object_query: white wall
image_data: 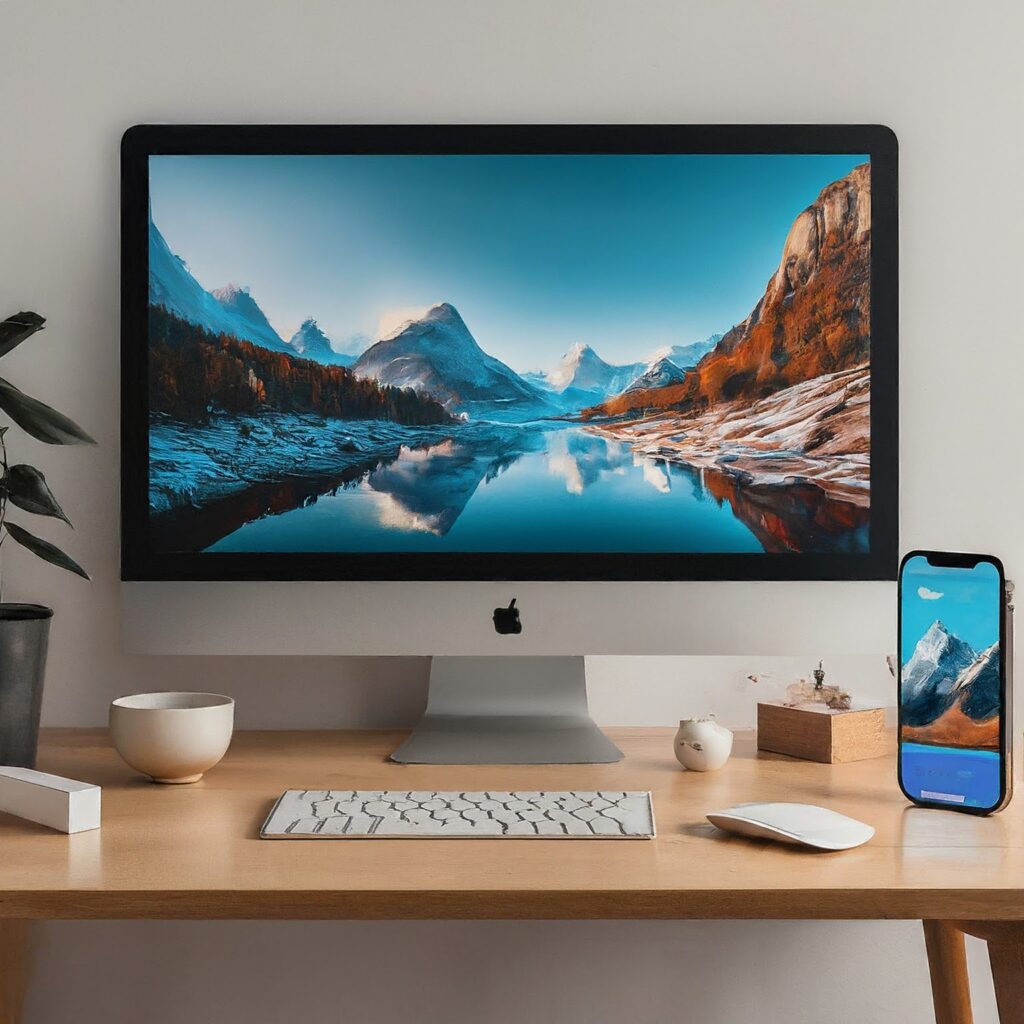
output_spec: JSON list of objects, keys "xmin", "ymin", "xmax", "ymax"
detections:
[{"xmin": 2, "ymin": 0, "xmax": 1022, "ymax": 1020}]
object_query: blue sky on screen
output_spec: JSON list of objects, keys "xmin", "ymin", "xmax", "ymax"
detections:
[
  {"xmin": 150, "ymin": 152, "xmax": 865, "ymax": 369},
  {"xmin": 901, "ymin": 556, "xmax": 1001, "ymax": 663}
]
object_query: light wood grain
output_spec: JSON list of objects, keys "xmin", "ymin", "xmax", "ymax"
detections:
[
  {"xmin": 923, "ymin": 921, "xmax": 974, "ymax": 1024},
  {"xmin": 757, "ymin": 701, "xmax": 890, "ymax": 763},
  {"xmin": 0, "ymin": 728, "xmax": 1020, "ymax": 921}
]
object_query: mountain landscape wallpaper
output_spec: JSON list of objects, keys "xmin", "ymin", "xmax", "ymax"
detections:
[
  {"xmin": 146, "ymin": 153, "xmax": 873, "ymax": 554},
  {"xmin": 901, "ymin": 558, "xmax": 1002, "ymax": 751}
]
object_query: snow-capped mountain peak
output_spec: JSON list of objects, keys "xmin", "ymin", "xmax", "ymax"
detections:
[
  {"xmin": 285, "ymin": 318, "xmax": 362, "ymax": 366},
  {"xmin": 901, "ymin": 619, "xmax": 979, "ymax": 726},
  {"xmin": 426, "ymin": 301, "xmax": 459, "ymax": 321},
  {"xmin": 913, "ymin": 620, "xmax": 947, "ymax": 662},
  {"xmin": 905, "ymin": 620, "xmax": 975, "ymax": 683},
  {"xmin": 210, "ymin": 283, "xmax": 289, "ymax": 354},
  {"xmin": 211, "ymin": 282, "xmax": 249, "ymax": 302},
  {"xmin": 379, "ymin": 302, "xmax": 454, "ymax": 342},
  {"xmin": 353, "ymin": 302, "xmax": 552, "ymax": 420},
  {"xmin": 646, "ymin": 333, "xmax": 723, "ymax": 370},
  {"xmin": 147, "ymin": 216, "xmax": 290, "ymax": 354},
  {"xmin": 622, "ymin": 357, "xmax": 688, "ymax": 395},
  {"xmin": 549, "ymin": 343, "xmax": 606, "ymax": 387},
  {"xmin": 548, "ymin": 343, "xmax": 643, "ymax": 395},
  {"xmin": 288, "ymin": 317, "xmax": 332, "ymax": 356},
  {"xmin": 903, "ymin": 638, "xmax": 1002, "ymax": 744}
]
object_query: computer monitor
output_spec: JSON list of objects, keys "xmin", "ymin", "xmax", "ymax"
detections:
[{"xmin": 120, "ymin": 124, "xmax": 898, "ymax": 762}]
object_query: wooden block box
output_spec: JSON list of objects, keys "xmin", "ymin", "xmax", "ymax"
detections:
[{"xmin": 756, "ymin": 701, "xmax": 890, "ymax": 764}]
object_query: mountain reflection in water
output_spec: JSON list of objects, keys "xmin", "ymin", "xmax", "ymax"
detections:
[
  {"xmin": 143, "ymin": 422, "xmax": 867, "ymax": 555},
  {"xmin": 200, "ymin": 423, "xmax": 769, "ymax": 554}
]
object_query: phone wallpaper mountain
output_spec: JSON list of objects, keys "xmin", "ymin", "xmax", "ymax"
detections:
[
  {"xmin": 145, "ymin": 153, "xmax": 873, "ymax": 556},
  {"xmin": 900, "ymin": 561, "xmax": 1001, "ymax": 752}
]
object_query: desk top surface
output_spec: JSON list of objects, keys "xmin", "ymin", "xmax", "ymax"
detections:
[{"xmin": 3, "ymin": 728, "xmax": 1022, "ymax": 921}]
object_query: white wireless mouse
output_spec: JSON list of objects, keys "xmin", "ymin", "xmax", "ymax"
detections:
[{"xmin": 706, "ymin": 802, "xmax": 874, "ymax": 851}]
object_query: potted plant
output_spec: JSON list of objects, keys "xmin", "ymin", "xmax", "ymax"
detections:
[{"xmin": 0, "ymin": 312, "xmax": 93, "ymax": 768}]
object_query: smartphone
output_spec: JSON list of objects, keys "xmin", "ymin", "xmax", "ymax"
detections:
[{"xmin": 898, "ymin": 550, "xmax": 1012, "ymax": 814}]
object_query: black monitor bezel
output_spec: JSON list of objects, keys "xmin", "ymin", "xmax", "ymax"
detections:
[{"xmin": 121, "ymin": 123, "xmax": 898, "ymax": 582}]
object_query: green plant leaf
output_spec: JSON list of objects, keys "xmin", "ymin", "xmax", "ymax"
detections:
[
  {"xmin": 2, "ymin": 465, "xmax": 72, "ymax": 525},
  {"xmin": 0, "ymin": 312, "xmax": 45, "ymax": 358},
  {"xmin": 2, "ymin": 521, "xmax": 89, "ymax": 579},
  {"xmin": 0, "ymin": 377, "xmax": 96, "ymax": 445}
]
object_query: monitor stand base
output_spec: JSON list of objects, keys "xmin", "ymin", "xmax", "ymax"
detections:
[{"xmin": 389, "ymin": 656, "xmax": 623, "ymax": 765}]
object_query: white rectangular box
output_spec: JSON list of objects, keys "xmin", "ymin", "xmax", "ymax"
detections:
[{"xmin": 0, "ymin": 767, "xmax": 101, "ymax": 834}]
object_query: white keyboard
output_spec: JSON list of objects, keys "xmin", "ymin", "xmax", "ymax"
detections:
[{"xmin": 261, "ymin": 790, "xmax": 655, "ymax": 839}]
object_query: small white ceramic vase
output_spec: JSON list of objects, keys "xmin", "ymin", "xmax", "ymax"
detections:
[{"xmin": 674, "ymin": 716, "xmax": 733, "ymax": 772}]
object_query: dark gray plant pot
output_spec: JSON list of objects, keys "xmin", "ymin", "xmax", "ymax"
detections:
[{"xmin": 0, "ymin": 604, "xmax": 52, "ymax": 768}]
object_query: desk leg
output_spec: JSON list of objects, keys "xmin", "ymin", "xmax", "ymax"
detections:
[
  {"xmin": 924, "ymin": 920, "xmax": 974, "ymax": 1024},
  {"xmin": 960, "ymin": 922, "xmax": 1024, "ymax": 1024},
  {"xmin": 0, "ymin": 921, "xmax": 30, "ymax": 1024}
]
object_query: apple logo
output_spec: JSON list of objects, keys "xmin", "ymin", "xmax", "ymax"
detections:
[{"xmin": 493, "ymin": 598, "xmax": 522, "ymax": 635}]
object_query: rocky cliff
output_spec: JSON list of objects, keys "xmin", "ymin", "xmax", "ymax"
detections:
[{"xmin": 590, "ymin": 162, "xmax": 871, "ymax": 417}]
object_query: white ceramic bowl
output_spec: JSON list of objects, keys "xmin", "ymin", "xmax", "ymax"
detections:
[{"xmin": 109, "ymin": 692, "xmax": 235, "ymax": 784}]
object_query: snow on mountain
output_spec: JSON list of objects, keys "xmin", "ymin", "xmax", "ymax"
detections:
[
  {"xmin": 520, "ymin": 338, "xmax": 716, "ymax": 404},
  {"xmin": 950, "ymin": 642, "xmax": 1001, "ymax": 721},
  {"xmin": 901, "ymin": 640, "xmax": 1002, "ymax": 749},
  {"xmin": 148, "ymin": 217, "xmax": 290, "ymax": 354},
  {"xmin": 286, "ymin": 318, "xmax": 358, "ymax": 366},
  {"xmin": 210, "ymin": 284, "xmax": 289, "ymax": 353},
  {"xmin": 901, "ymin": 620, "xmax": 979, "ymax": 727},
  {"xmin": 622, "ymin": 357, "xmax": 688, "ymax": 395},
  {"xmin": 586, "ymin": 363, "xmax": 871, "ymax": 552},
  {"xmin": 646, "ymin": 333, "xmax": 723, "ymax": 370},
  {"xmin": 547, "ymin": 343, "xmax": 644, "ymax": 396},
  {"xmin": 353, "ymin": 302, "xmax": 554, "ymax": 420}
]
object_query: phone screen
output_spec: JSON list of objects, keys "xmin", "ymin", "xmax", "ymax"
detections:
[{"xmin": 899, "ymin": 554, "xmax": 1004, "ymax": 810}]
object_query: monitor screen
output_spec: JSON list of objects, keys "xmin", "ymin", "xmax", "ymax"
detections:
[{"xmin": 122, "ymin": 125, "xmax": 897, "ymax": 581}]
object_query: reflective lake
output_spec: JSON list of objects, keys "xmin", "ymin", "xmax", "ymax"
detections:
[{"xmin": 206, "ymin": 423, "xmax": 765, "ymax": 553}]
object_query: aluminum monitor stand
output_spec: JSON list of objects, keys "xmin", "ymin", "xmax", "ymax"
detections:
[{"xmin": 389, "ymin": 656, "xmax": 623, "ymax": 765}]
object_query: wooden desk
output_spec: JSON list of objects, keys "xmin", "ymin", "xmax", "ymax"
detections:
[{"xmin": 0, "ymin": 728, "xmax": 1021, "ymax": 1023}]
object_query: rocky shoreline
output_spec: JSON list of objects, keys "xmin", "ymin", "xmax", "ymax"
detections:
[
  {"xmin": 149, "ymin": 412, "xmax": 460, "ymax": 516},
  {"xmin": 584, "ymin": 364, "xmax": 871, "ymax": 552},
  {"xmin": 148, "ymin": 412, "xmax": 550, "ymax": 551}
]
